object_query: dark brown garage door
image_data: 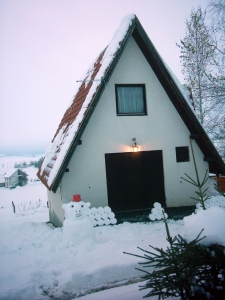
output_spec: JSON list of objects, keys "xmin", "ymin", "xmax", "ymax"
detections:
[{"xmin": 105, "ymin": 151, "xmax": 165, "ymax": 212}]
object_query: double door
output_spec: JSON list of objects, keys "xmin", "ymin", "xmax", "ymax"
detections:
[{"xmin": 105, "ymin": 150, "xmax": 165, "ymax": 212}]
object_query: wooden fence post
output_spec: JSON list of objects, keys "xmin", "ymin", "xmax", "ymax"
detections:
[{"xmin": 12, "ymin": 201, "xmax": 16, "ymax": 213}]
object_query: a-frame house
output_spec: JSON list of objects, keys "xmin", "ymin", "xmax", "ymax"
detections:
[{"xmin": 37, "ymin": 15, "xmax": 225, "ymax": 227}]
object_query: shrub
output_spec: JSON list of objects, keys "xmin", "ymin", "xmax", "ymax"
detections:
[{"xmin": 124, "ymin": 213, "xmax": 225, "ymax": 299}]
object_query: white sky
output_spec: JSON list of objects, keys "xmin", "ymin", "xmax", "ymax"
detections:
[{"xmin": 0, "ymin": 0, "xmax": 208, "ymax": 154}]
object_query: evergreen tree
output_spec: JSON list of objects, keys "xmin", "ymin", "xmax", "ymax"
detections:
[
  {"xmin": 124, "ymin": 213, "xmax": 225, "ymax": 299},
  {"xmin": 181, "ymin": 138, "xmax": 209, "ymax": 210}
]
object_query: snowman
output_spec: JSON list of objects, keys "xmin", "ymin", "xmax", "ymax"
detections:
[{"xmin": 62, "ymin": 195, "xmax": 95, "ymax": 246}]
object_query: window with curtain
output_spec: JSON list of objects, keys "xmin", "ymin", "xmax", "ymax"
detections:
[{"xmin": 115, "ymin": 84, "xmax": 147, "ymax": 115}]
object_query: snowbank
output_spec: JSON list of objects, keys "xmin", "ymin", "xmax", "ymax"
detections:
[
  {"xmin": 184, "ymin": 206, "xmax": 225, "ymax": 246},
  {"xmin": 0, "ymin": 203, "xmax": 185, "ymax": 299}
]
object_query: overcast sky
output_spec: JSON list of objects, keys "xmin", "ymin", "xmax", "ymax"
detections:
[{"xmin": 0, "ymin": 0, "xmax": 208, "ymax": 155}]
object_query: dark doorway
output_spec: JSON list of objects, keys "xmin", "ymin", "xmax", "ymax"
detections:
[{"xmin": 105, "ymin": 150, "xmax": 165, "ymax": 212}]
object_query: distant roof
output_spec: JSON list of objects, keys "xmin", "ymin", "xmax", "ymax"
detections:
[
  {"xmin": 2, "ymin": 168, "xmax": 27, "ymax": 178},
  {"xmin": 3, "ymin": 168, "xmax": 18, "ymax": 178},
  {"xmin": 37, "ymin": 14, "xmax": 225, "ymax": 192}
]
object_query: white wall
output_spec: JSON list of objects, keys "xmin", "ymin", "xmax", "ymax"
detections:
[
  {"xmin": 47, "ymin": 188, "xmax": 64, "ymax": 227},
  {"xmin": 4, "ymin": 171, "xmax": 19, "ymax": 188},
  {"xmin": 49, "ymin": 36, "xmax": 209, "ymax": 225}
]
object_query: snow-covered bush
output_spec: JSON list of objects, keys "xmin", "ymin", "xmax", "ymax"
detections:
[
  {"xmin": 195, "ymin": 195, "xmax": 225, "ymax": 213},
  {"xmin": 17, "ymin": 199, "xmax": 44, "ymax": 215},
  {"xmin": 184, "ymin": 206, "xmax": 225, "ymax": 246}
]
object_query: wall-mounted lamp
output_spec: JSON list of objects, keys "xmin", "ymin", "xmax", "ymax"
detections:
[{"xmin": 132, "ymin": 138, "xmax": 139, "ymax": 152}]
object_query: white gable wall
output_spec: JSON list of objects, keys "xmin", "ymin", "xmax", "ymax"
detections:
[
  {"xmin": 49, "ymin": 37, "xmax": 208, "ymax": 226},
  {"xmin": 47, "ymin": 188, "xmax": 65, "ymax": 227},
  {"xmin": 4, "ymin": 170, "xmax": 19, "ymax": 188}
]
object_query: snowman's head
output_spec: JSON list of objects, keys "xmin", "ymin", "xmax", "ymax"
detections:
[
  {"xmin": 62, "ymin": 202, "xmax": 84, "ymax": 220},
  {"xmin": 79, "ymin": 201, "xmax": 90, "ymax": 209}
]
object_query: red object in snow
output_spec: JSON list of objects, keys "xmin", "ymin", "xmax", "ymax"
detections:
[{"xmin": 73, "ymin": 194, "xmax": 81, "ymax": 202}]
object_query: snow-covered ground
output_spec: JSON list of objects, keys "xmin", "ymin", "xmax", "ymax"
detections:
[
  {"xmin": 0, "ymin": 156, "xmax": 224, "ymax": 300},
  {"xmin": 0, "ymin": 191, "xmax": 178, "ymax": 300}
]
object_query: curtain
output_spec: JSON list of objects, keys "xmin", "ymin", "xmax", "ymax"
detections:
[{"xmin": 117, "ymin": 86, "xmax": 144, "ymax": 114}]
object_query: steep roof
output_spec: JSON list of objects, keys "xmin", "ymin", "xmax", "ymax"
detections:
[
  {"xmin": 37, "ymin": 14, "xmax": 225, "ymax": 192},
  {"xmin": 3, "ymin": 168, "xmax": 18, "ymax": 178}
]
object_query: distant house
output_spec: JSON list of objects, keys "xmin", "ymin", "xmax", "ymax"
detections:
[
  {"xmin": 37, "ymin": 14, "xmax": 225, "ymax": 227},
  {"xmin": 0, "ymin": 170, "xmax": 5, "ymax": 187},
  {"xmin": 3, "ymin": 168, "xmax": 28, "ymax": 189}
]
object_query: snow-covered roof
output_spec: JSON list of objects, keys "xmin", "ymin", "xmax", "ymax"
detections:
[
  {"xmin": 37, "ymin": 14, "xmax": 225, "ymax": 191},
  {"xmin": 3, "ymin": 168, "xmax": 18, "ymax": 178},
  {"xmin": 37, "ymin": 14, "xmax": 136, "ymax": 189}
]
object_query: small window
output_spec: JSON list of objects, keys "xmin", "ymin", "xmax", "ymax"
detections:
[
  {"xmin": 115, "ymin": 84, "xmax": 147, "ymax": 115},
  {"xmin": 176, "ymin": 147, "xmax": 189, "ymax": 162}
]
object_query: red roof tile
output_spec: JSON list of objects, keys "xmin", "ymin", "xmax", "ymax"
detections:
[{"xmin": 36, "ymin": 46, "xmax": 111, "ymax": 189}]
